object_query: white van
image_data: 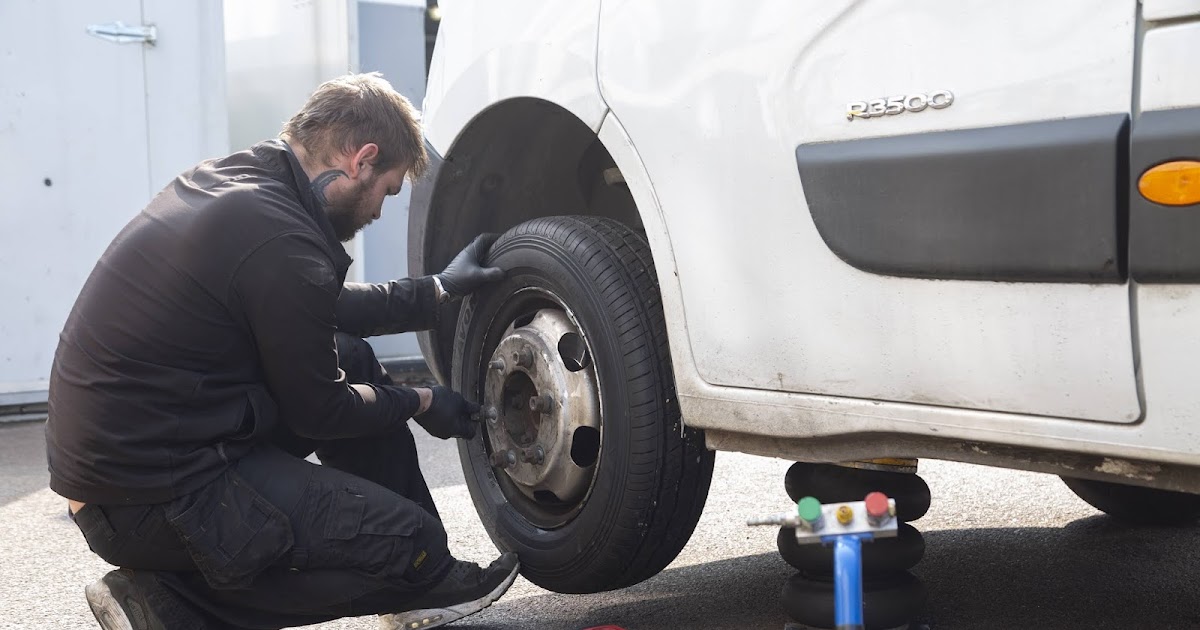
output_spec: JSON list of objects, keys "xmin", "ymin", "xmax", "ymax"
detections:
[{"xmin": 408, "ymin": 0, "xmax": 1200, "ymax": 596}]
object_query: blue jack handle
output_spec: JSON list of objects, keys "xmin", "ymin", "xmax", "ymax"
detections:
[{"xmin": 831, "ymin": 533, "xmax": 871, "ymax": 630}]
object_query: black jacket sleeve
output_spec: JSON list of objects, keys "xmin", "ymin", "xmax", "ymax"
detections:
[
  {"xmin": 231, "ymin": 233, "xmax": 422, "ymax": 439},
  {"xmin": 335, "ymin": 276, "xmax": 440, "ymax": 337}
]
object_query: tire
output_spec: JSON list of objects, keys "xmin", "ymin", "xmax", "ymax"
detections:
[
  {"xmin": 452, "ymin": 215, "xmax": 715, "ymax": 593},
  {"xmin": 1061, "ymin": 477, "xmax": 1200, "ymax": 526}
]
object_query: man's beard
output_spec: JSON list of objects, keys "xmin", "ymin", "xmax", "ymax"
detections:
[{"xmin": 325, "ymin": 178, "xmax": 374, "ymax": 242}]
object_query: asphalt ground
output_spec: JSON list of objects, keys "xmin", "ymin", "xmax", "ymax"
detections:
[{"xmin": 2, "ymin": 419, "xmax": 1198, "ymax": 630}]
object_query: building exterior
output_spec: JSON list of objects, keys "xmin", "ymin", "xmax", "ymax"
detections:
[{"xmin": 0, "ymin": 0, "xmax": 435, "ymax": 418}]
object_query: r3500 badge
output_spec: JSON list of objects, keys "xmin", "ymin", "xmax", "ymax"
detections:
[{"xmin": 847, "ymin": 90, "xmax": 954, "ymax": 121}]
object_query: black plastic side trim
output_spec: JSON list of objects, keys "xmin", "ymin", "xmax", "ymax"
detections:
[
  {"xmin": 797, "ymin": 114, "xmax": 1129, "ymax": 282},
  {"xmin": 1128, "ymin": 107, "xmax": 1200, "ymax": 283}
]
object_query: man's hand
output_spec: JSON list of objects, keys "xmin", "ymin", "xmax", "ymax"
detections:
[
  {"xmin": 413, "ymin": 386, "xmax": 481, "ymax": 439},
  {"xmin": 435, "ymin": 234, "xmax": 505, "ymax": 300}
]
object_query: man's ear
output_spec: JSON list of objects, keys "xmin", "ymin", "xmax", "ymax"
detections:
[{"xmin": 347, "ymin": 143, "xmax": 380, "ymax": 180}]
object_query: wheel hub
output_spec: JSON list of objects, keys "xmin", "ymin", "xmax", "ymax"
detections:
[{"xmin": 482, "ymin": 309, "xmax": 601, "ymax": 507}]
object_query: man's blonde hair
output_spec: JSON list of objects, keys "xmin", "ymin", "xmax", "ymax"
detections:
[{"xmin": 282, "ymin": 72, "xmax": 427, "ymax": 179}]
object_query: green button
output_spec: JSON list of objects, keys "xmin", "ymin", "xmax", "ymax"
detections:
[{"xmin": 797, "ymin": 496, "xmax": 823, "ymax": 523}]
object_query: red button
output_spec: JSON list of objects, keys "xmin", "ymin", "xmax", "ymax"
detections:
[{"xmin": 865, "ymin": 491, "xmax": 889, "ymax": 519}]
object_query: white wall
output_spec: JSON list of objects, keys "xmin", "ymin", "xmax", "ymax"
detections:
[
  {"xmin": 1, "ymin": 0, "xmax": 432, "ymax": 409},
  {"xmin": 0, "ymin": 0, "xmax": 227, "ymax": 406},
  {"xmin": 0, "ymin": 0, "xmax": 432, "ymax": 408}
]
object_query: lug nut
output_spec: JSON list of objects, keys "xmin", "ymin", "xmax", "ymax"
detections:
[
  {"xmin": 519, "ymin": 445, "xmax": 545, "ymax": 465},
  {"xmin": 489, "ymin": 358, "xmax": 506, "ymax": 372},
  {"xmin": 529, "ymin": 395, "xmax": 555, "ymax": 413},
  {"xmin": 512, "ymin": 348, "xmax": 534, "ymax": 369},
  {"xmin": 490, "ymin": 450, "xmax": 517, "ymax": 469},
  {"xmin": 484, "ymin": 406, "xmax": 499, "ymax": 425}
]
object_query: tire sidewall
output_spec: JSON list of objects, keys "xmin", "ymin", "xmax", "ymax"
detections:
[{"xmin": 452, "ymin": 230, "xmax": 660, "ymax": 590}]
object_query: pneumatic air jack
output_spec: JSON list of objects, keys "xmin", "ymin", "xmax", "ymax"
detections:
[
  {"xmin": 751, "ymin": 492, "xmax": 901, "ymax": 630},
  {"xmin": 763, "ymin": 460, "xmax": 931, "ymax": 629}
]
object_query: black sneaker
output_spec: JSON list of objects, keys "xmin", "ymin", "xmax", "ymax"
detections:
[
  {"xmin": 380, "ymin": 552, "xmax": 521, "ymax": 630},
  {"xmin": 84, "ymin": 570, "xmax": 165, "ymax": 630}
]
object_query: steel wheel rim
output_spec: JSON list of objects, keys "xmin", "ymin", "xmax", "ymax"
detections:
[{"xmin": 477, "ymin": 287, "xmax": 604, "ymax": 529}]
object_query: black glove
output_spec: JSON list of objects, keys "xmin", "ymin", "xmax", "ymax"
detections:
[
  {"xmin": 435, "ymin": 234, "xmax": 505, "ymax": 299},
  {"xmin": 414, "ymin": 386, "xmax": 481, "ymax": 440}
]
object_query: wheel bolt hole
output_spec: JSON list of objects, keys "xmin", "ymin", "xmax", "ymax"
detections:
[
  {"xmin": 557, "ymin": 332, "xmax": 590, "ymax": 372},
  {"xmin": 513, "ymin": 312, "xmax": 536, "ymax": 329},
  {"xmin": 571, "ymin": 426, "xmax": 600, "ymax": 467},
  {"xmin": 533, "ymin": 490, "xmax": 566, "ymax": 505}
]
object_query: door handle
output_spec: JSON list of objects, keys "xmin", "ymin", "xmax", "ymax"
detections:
[{"xmin": 86, "ymin": 21, "xmax": 156, "ymax": 45}]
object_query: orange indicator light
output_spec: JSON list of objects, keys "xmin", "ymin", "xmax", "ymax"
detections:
[{"xmin": 1139, "ymin": 161, "xmax": 1200, "ymax": 207}]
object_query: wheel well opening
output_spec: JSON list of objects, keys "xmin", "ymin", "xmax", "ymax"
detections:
[{"xmin": 419, "ymin": 97, "xmax": 643, "ymax": 274}]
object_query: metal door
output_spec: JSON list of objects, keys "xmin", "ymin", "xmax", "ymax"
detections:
[{"xmin": 0, "ymin": 0, "xmax": 226, "ymax": 406}]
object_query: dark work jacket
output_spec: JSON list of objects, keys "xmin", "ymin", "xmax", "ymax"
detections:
[{"xmin": 46, "ymin": 140, "xmax": 437, "ymax": 505}]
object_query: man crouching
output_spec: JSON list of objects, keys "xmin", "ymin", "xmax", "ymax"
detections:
[{"xmin": 46, "ymin": 73, "xmax": 518, "ymax": 630}]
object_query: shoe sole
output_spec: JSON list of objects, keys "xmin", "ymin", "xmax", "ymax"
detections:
[
  {"xmin": 85, "ymin": 580, "xmax": 134, "ymax": 630},
  {"xmin": 386, "ymin": 560, "xmax": 521, "ymax": 630}
]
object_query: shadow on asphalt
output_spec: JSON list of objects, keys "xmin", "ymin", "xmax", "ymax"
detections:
[
  {"xmin": 460, "ymin": 552, "xmax": 795, "ymax": 630},
  {"xmin": 454, "ymin": 518, "xmax": 1199, "ymax": 630},
  {"xmin": 918, "ymin": 518, "xmax": 1200, "ymax": 629}
]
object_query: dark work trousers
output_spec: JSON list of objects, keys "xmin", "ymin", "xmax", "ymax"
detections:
[{"xmin": 71, "ymin": 333, "xmax": 453, "ymax": 629}]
